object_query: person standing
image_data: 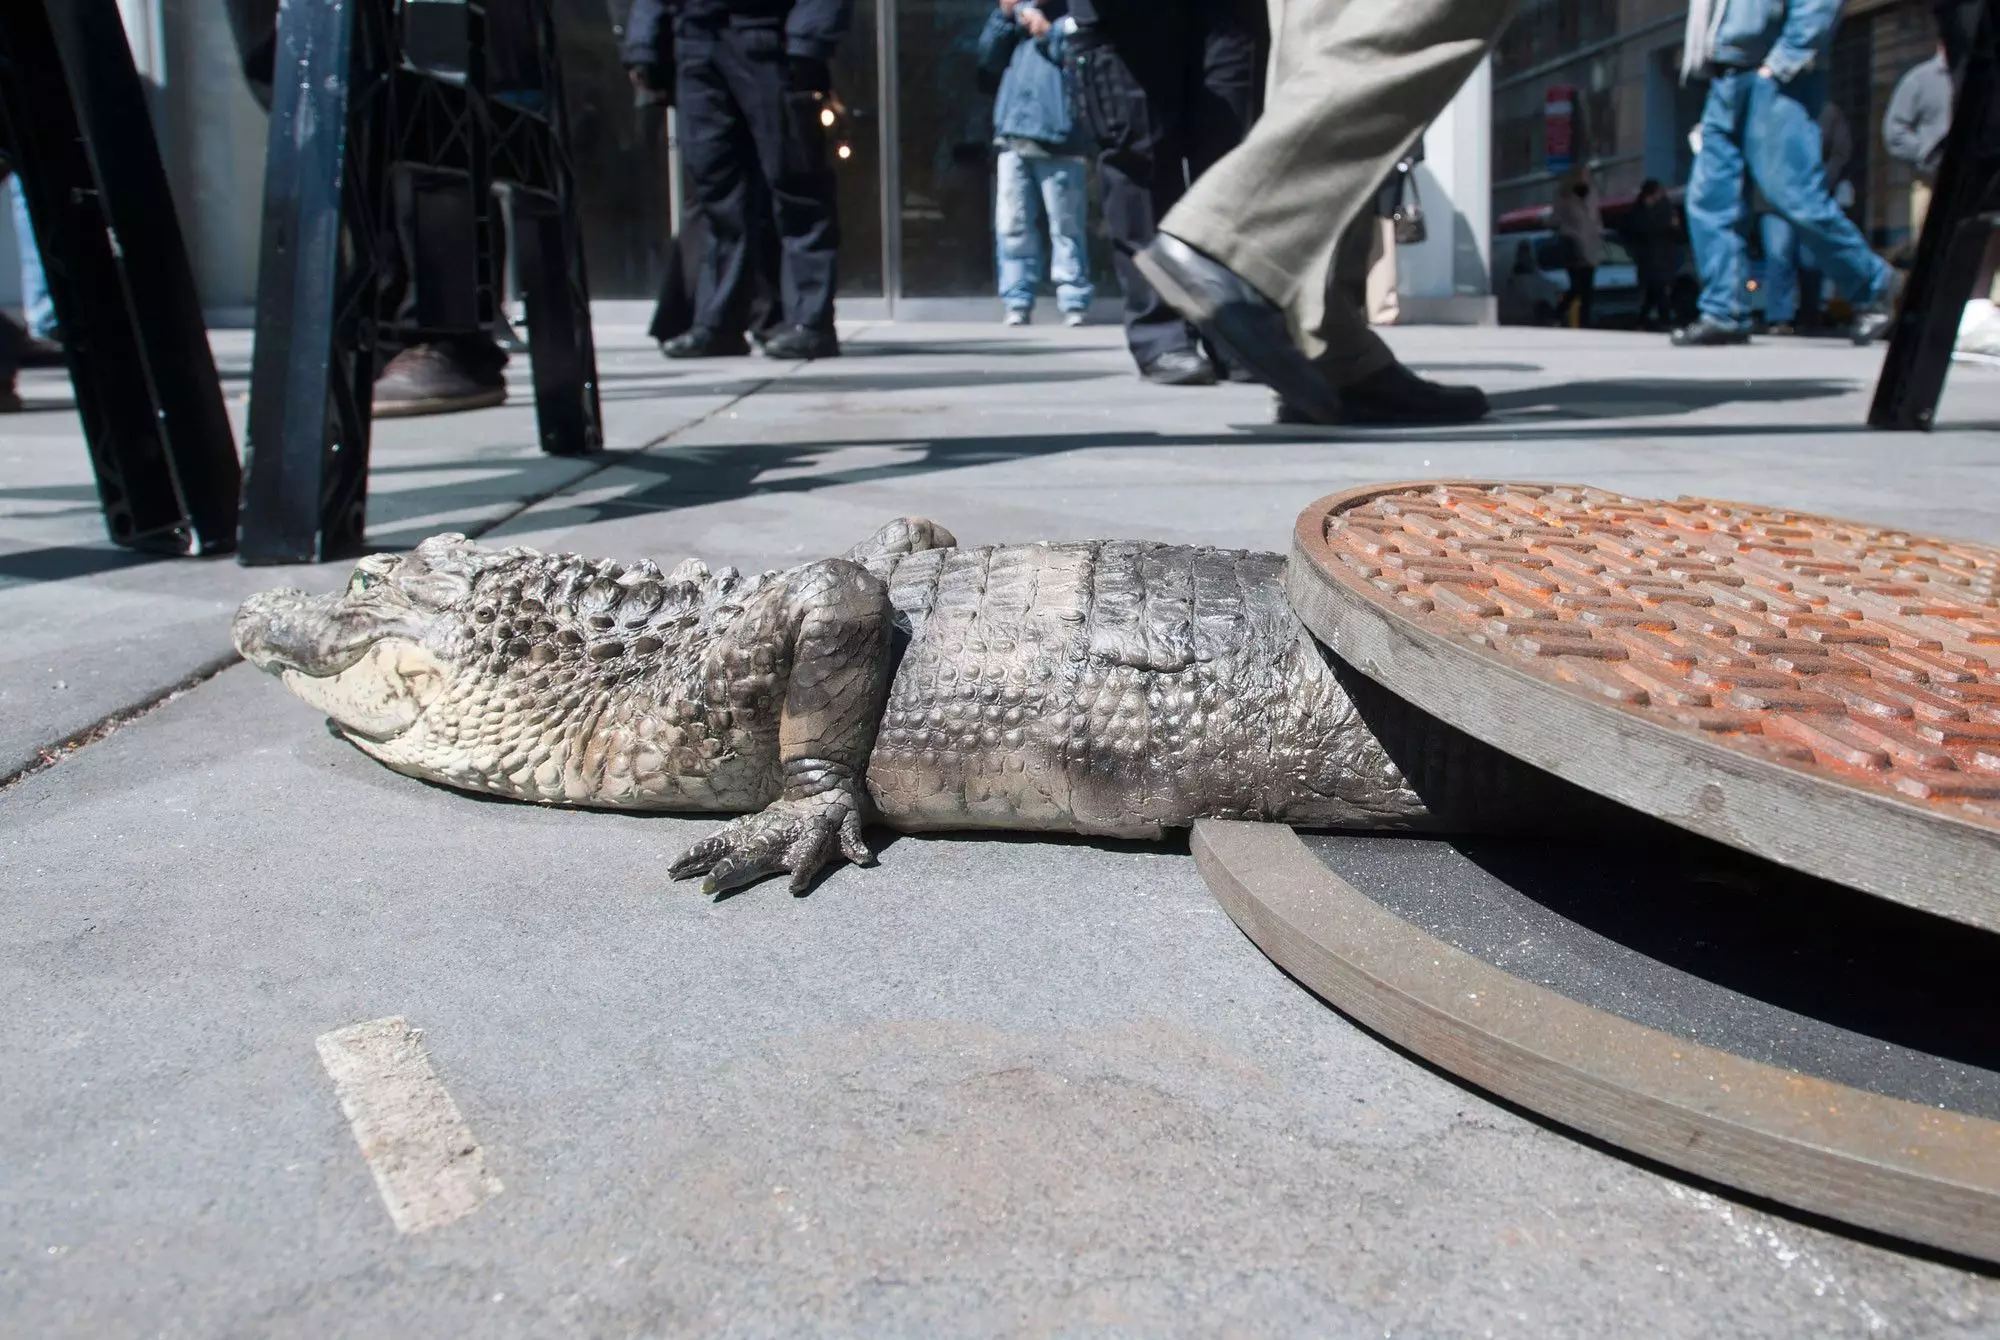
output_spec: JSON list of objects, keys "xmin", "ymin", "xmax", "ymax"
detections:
[
  {"xmin": 1551, "ymin": 167, "xmax": 1604, "ymax": 328},
  {"xmin": 627, "ymin": 0, "xmax": 851, "ymax": 361},
  {"xmin": 1671, "ymin": 0, "xmax": 1895, "ymax": 347},
  {"xmin": 1066, "ymin": 0, "xmax": 1264, "ymax": 386},
  {"xmin": 1883, "ymin": 39, "xmax": 1952, "ymax": 246},
  {"xmin": 1623, "ymin": 179, "xmax": 1680, "ymax": 331},
  {"xmin": 979, "ymin": 0, "xmax": 1094, "ymax": 326}
]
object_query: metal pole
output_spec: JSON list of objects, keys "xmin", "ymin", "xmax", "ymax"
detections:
[{"xmin": 877, "ymin": 0, "xmax": 899, "ymax": 317}]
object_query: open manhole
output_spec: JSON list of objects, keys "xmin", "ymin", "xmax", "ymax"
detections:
[
  {"xmin": 1287, "ymin": 481, "xmax": 2000, "ymax": 931},
  {"xmin": 1194, "ymin": 818, "xmax": 2000, "ymax": 1265}
]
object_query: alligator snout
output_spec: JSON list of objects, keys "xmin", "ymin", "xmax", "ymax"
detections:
[{"xmin": 232, "ymin": 588, "xmax": 384, "ymax": 678}]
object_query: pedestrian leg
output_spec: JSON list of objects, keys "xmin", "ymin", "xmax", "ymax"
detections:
[
  {"xmin": 676, "ymin": 28, "xmax": 756, "ymax": 337},
  {"xmin": 1038, "ymin": 156, "xmax": 1095, "ymax": 317},
  {"xmin": 1162, "ymin": 0, "xmax": 1512, "ymax": 387},
  {"xmin": 1081, "ymin": 3, "xmax": 1199, "ymax": 368},
  {"xmin": 1760, "ymin": 212, "xmax": 1799, "ymax": 328},
  {"xmin": 1686, "ymin": 74, "xmax": 1753, "ymax": 330},
  {"xmin": 1744, "ymin": 72, "xmax": 1889, "ymax": 313},
  {"xmin": 6, "ymin": 175, "xmax": 53, "ymax": 338},
  {"xmin": 994, "ymin": 148, "xmax": 1043, "ymax": 317}
]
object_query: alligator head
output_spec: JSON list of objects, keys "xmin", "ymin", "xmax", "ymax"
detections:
[
  {"xmin": 232, "ymin": 533, "xmax": 494, "ymax": 749},
  {"xmin": 233, "ymin": 533, "xmax": 770, "ymax": 803}
]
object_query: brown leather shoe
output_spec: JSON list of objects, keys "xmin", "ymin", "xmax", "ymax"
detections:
[{"xmin": 373, "ymin": 338, "xmax": 508, "ymax": 418}]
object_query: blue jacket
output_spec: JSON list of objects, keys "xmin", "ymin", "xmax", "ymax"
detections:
[
  {"xmin": 977, "ymin": 8, "xmax": 1089, "ymax": 155},
  {"xmin": 1708, "ymin": 0, "xmax": 1844, "ymax": 83}
]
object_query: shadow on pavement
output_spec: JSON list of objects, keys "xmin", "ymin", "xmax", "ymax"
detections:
[{"xmin": 1485, "ymin": 377, "xmax": 1858, "ymax": 419}]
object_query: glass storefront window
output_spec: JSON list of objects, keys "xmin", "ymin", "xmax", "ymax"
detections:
[{"xmin": 894, "ymin": 0, "xmax": 1001, "ymax": 298}]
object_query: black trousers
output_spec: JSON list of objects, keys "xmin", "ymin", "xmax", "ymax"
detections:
[
  {"xmin": 1073, "ymin": 0, "xmax": 1263, "ymax": 365},
  {"xmin": 1565, "ymin": 266, "xmax": 1596, "ymax": 327},
  {"xmin": 676, "ymin": 21, "xmax": 839, "ymax": 335}
]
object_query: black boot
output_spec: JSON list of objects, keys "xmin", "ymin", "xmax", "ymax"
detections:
[
  {"xmin": 1275, "ymin": 360, "xmax": 1488, "ymax": 426},
  {"xmin": 1669, "ymin": 315, "xmax": 1751, "ymax": 346},
  {"xmin": 761, "ymin": 325, "xmax": 840, "ymax": 360},
  {"xmin": 662, "ymin": 327, "xmax": 751, "ymax": 358}
]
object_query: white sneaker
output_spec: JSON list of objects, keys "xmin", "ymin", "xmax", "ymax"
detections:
[
  {"xmin": 1063, "ymin": 311, "xmax": 1087, "ymax": 327},
  {"xmin": 1003, "ymin": 309, "xmax": 1031, "ymax": 327},
  {"xmin": 1955, "ymin": 308, "xmax": 2000, "ymax": 361}
]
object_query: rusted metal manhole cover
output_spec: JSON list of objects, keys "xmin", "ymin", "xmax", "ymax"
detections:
[{"xmin": 1287, "ymin": 481, "xmax": 2000, "ymax": 930}]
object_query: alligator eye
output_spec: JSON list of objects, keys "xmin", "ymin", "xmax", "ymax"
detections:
[{"xmin": 349, "ymin": 570, "xmax": 378, "ymax": 595}]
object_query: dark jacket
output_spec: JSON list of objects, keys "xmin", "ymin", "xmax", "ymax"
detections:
[
  {"xmin": 620, "ymin": 0, "xmax": 854, "ymax": 66},
  {"xmin": 1622, "ymin": 195, "xmax": 1680, "ymax": 285},
  {"xmin": 978, "ymin": 8, "xmax": 1088, "ymax": 154}
]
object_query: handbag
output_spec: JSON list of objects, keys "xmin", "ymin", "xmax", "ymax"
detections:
[{"xmin": 1390, "ymin": 164, "xmax": 1427, "ymax": 246}]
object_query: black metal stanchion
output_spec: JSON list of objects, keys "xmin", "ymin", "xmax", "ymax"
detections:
[
  {"xmin": 1870, "ymin": 0, "xmax": 2000, "ymax": 430},
  {"xmin": 0, "ymin": 0, "xmax": 241, "ymax": 554},
  {"xmin": 240, "ymin": 0, "xmax": 601, "ymax": 565}
]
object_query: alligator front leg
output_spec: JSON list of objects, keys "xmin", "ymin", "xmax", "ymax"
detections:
[{"xmin": 669, "ymin": 559, "xmax": 893, "ymax": 895}]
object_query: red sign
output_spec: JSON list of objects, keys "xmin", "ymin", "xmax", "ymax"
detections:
[{"xmin": 1546, "ymin": 84, "xmax": 1576, "ymax": 174}]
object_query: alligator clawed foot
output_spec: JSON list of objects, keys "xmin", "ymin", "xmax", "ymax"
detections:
[{"xmin": 669, "ymin": 791, "xmax": 875, "ymax": 896}]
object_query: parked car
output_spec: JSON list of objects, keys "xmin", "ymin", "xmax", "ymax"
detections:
[{"xmin": 1493, "ymin": 189, "xmax": 1759, "ymax": 329}]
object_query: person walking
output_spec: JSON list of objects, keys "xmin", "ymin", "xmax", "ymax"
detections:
[
  {"xmin": 1551, "ymin": 167, "xmax": 1604, "ymax": 328},
  {"xmin": 979, "ymin": 0, "xmax": 1094, "ymax": 326},
  {"xmin": 626, "ymin": 0, "xmax": 851, "ymax": 361},
  {"xmin": 1671, "ymin": 0, "xmax": 1895, "ymax": 347},
  {"xmin": 1123, "ymin": 0, "xmax": 1501, "ymax": 424},
  {"xmin": 1758, "ymin": 98, "xmax": 1851, "ymax": 333},
  {"xmin": 1066, "ymin": 0, "xmax": 1264, "ymax": 385},
  {"xmin": 1624, "ymin": 179, "xmax": 1680, "ymax": 331}
]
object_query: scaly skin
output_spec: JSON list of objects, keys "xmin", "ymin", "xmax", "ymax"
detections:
[{"xmin": 232, "ymin": 519, "xmax": 1432, "ymax": 893}]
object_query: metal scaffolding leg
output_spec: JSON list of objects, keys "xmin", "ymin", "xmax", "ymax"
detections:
[
  {"xmin": 1870, "ymin": 0, "xmax": 2000, "ymax": 430},
  {"xmin": 241, "ymin": 0, "xmax": 599, "ymax": 564},
  {"xmin": 0, "ymin": 0, "xmax": 241, "ymax": 554},
  {"xmin": 238, "ymin": 0, "xmax": 393, "ymax": 564}
]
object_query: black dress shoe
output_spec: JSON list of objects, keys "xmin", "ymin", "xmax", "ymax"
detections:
[
  {"xmin": 1669, "ymin": 316, "xmax": 1751, "ymax": 346},
  {"xmin": 17, "ymin": 334, "xmax": 65, "ymax": 368},
  {"xmin": 1132, "ymin": 231, "xmax": 1343, "ymax": 421},
  {"xmin": 372, "ymin": 337, "xmax": 508, "ymax": 418},
  {"xmin": 1274, "ymin": 360, "xmax": 1488, "ymax": 426},
  {"xmin": 1139, "ymin": 348, "xmax": 1218, "ymax": 386},
  {"xmin": 662, "ymin": 327, "xmax": 750, "ymax": 358},
  {"xmin": 761, "ymin": 325, "xmax": 840, "ymax": 359}
]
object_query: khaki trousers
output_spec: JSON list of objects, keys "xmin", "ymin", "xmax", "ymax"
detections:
[{"xmin": 1161, "ymin": 0, "xmax": 1513, "ymax": 383}]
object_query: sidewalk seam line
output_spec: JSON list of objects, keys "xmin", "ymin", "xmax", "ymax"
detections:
[{"xmin": 0, "ymin": 650, "xmax": 242, "ymax": 796}]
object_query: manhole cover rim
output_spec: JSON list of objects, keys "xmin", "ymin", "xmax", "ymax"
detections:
[{"xmin": 1290, "ymin": 480, "xmax": 2000, "ymax": 932}]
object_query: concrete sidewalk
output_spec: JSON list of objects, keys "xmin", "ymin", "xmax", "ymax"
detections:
[{"xmin": 4, "ymin": 322, "xmax": 1999, "ymax": 1336}]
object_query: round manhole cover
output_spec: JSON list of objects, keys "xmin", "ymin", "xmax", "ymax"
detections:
[{"xmin": 1287, "ymin": 481, "xmax": 2000, "ymax": 930}]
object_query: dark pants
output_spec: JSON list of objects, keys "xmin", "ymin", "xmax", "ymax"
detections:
[
  {"xmin": 1564, "ymin": 266, "xmax": 1596, "ymax": 327},
  {"xmin": 1073, "ymin": 0, "xmax": 1263, "ymax": 366},
  {"xmin": 676, "ymin": 20, "xmax": 839, "ymax": 335},
  {"xmin": 1636, "ymin": 278, "xmax": 1675, "ymax": 329}
]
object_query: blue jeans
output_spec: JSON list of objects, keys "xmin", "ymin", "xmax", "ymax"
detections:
[
  {"xmin": 1687, "ymin": 70, "xmax": 1887, "ymax": 329},
  {"xmin": 995, "ymin": 149, "xmax": 1093, "ymax": 313},
  {"xmin": 7, "ymin": 175, "xmax": 53, "ymax": 338},
  {"xmin": 1757, "ymin": 212, "xmax": 1826, "ymax": 325}
]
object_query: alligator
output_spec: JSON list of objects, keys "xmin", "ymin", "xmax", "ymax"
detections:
[{"xmin": 234, "ymin": 518, "xmax": 1548, "ymax": 894}]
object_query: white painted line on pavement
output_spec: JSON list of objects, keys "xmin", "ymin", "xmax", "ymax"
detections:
[{"xmin": 315, "ymin": 1016, "xmax": 502, "ymax": 1234}]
